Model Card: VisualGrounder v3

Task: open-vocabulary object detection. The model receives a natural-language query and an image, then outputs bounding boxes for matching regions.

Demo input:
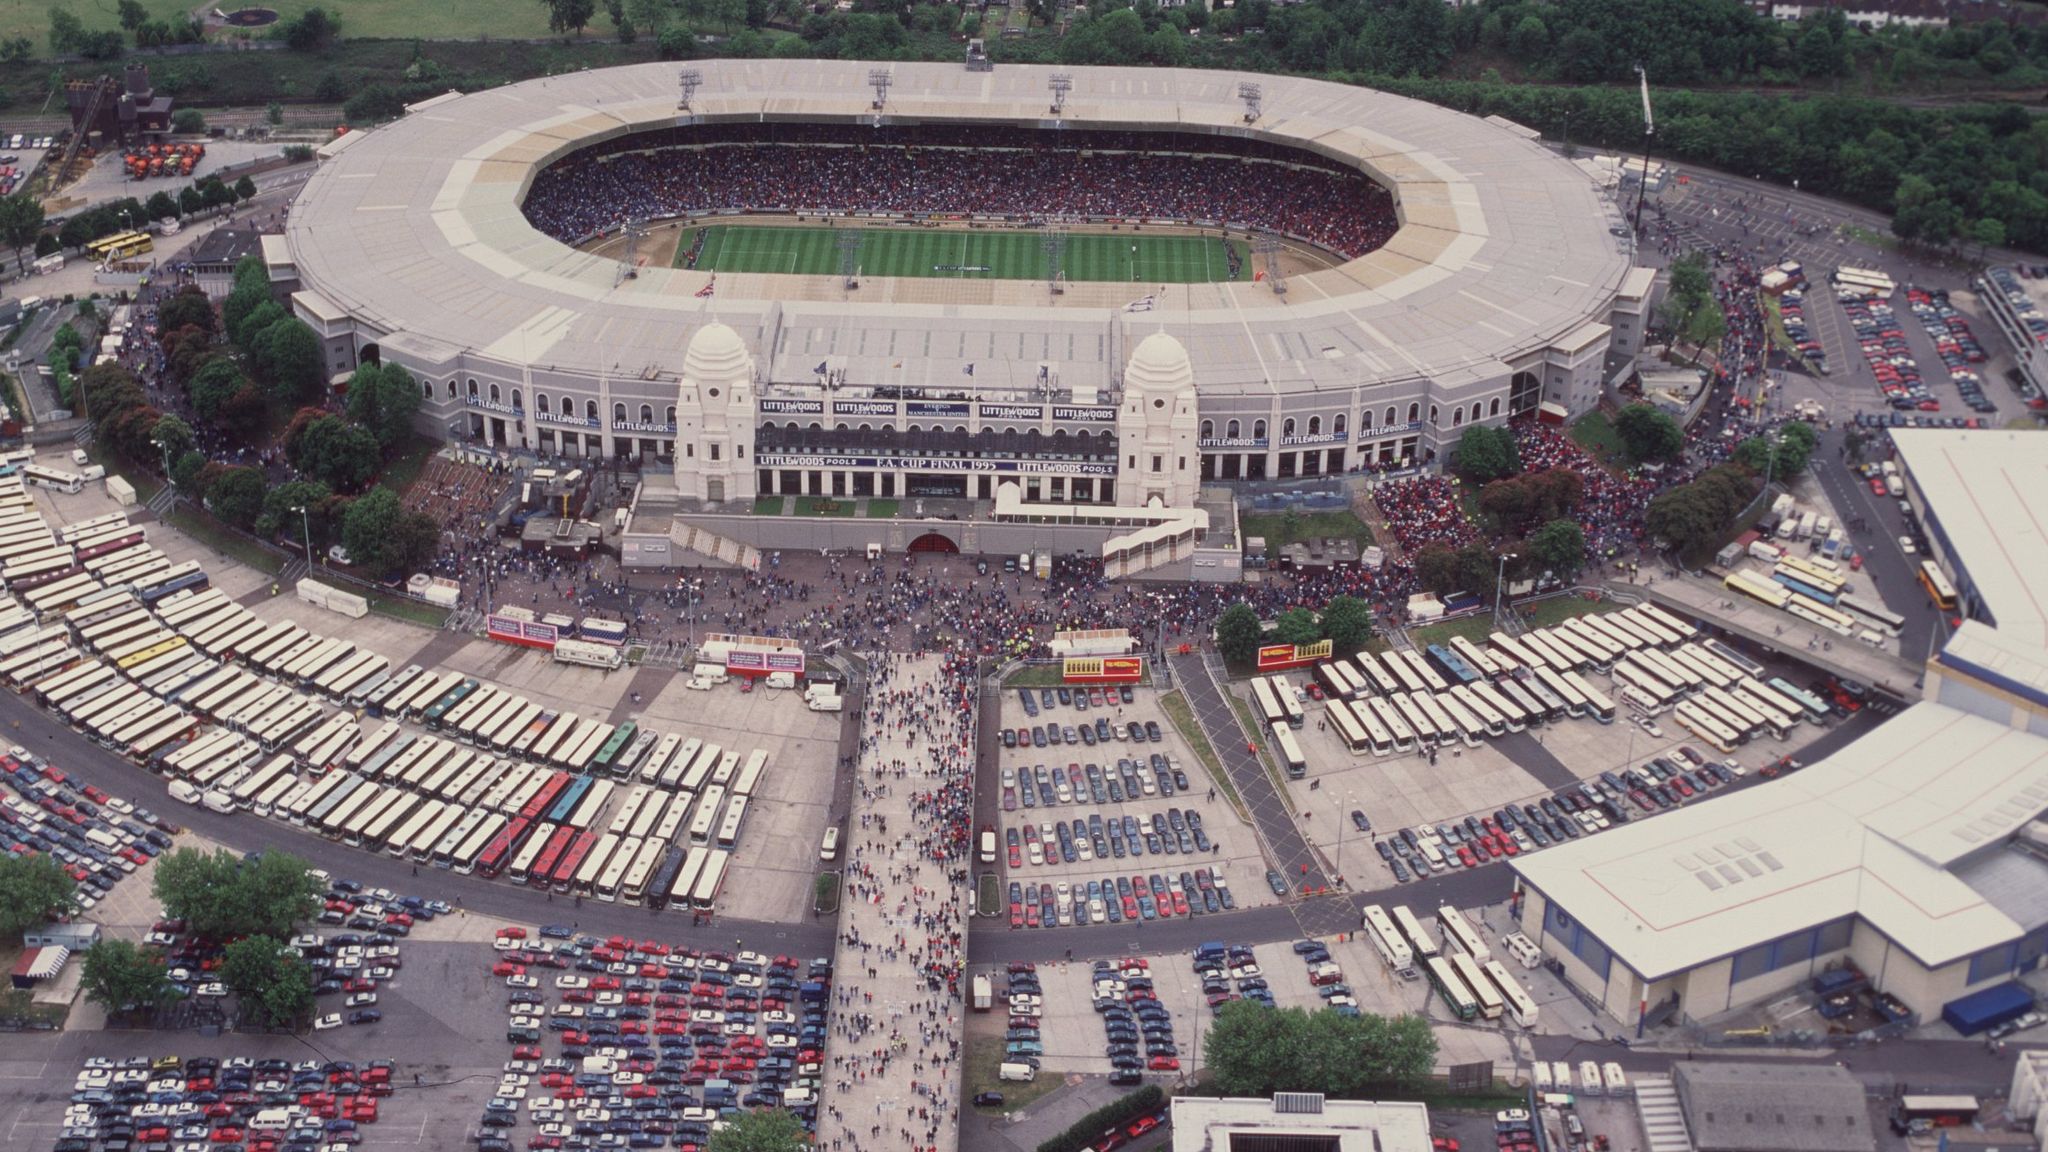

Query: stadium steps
[668,522,761,571]
[1631,1074,1693,1152]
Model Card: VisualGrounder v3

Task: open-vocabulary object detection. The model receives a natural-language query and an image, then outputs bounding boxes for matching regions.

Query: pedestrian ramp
[670,523,761,570]
[1633,1074,1694,1152]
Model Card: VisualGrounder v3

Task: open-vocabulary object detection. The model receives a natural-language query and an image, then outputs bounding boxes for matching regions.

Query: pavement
[815,654,965,1152]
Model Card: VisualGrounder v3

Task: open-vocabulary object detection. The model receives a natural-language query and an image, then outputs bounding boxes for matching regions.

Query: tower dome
[683,322,749,383]
[1125,331,1195,394]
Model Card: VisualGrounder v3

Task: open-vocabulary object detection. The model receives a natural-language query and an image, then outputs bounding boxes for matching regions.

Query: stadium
[278,60,1650,574]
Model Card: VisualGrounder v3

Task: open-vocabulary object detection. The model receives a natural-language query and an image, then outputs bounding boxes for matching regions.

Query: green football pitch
[674,225,1252,284]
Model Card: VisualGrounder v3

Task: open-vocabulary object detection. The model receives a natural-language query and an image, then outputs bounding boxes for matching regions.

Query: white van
[764,671,796,690]
[997,1062,1037,1082]
[978,828,997,864]
[167,779,201,805]
[806,695,843,713]
[819,827,839,862]
[690,663,729,684]
[1504,933,1542,970]
[251,1110,294,1131]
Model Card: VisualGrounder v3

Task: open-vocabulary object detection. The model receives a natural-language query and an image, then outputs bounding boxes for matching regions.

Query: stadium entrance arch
[1508,370,1541,416]
[908,532,960,555]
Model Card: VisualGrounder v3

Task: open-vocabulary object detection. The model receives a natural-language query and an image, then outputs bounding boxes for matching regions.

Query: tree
[251,317,325,402]
[153,848,320,941]
[1272,606,1321,647]
[342,488,406,576]
[232,300,286,350]
[48,7,84,55]
[289,414,381,491]
[233,175,257,203]
[283,6,340,51]
[391,510,444,575]
[542,0,599,35]
[1204,1001,1438,1097]
[705,1108,809,1152]
[345,362,422,450]
[171,449,205,491]
[1507,14,1547,61]
[170,108,205,135]
[151,413,195,463]
[266,101,285,126]
[207,467,267,529]
[187,358,249,421]
[1319,595,1375,656]
[0,194,45,270]
[1214,603,1262,666]
[1527,518,1586,579]
[157,287,216,337]
[219,935,289,998]
[80,939,176,1016]
[1450,424,1520,483]
[1613,403,1684,463]
[259,953,314,1026]
[0,853,75,940]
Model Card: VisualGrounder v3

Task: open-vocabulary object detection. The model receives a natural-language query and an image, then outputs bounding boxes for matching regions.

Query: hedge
[1035,1085,1165,1152]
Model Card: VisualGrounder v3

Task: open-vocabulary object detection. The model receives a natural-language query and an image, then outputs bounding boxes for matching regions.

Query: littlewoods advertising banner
[1255,640,1331,671]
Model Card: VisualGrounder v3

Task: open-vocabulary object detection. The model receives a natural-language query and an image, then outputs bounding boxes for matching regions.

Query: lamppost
[290,505,314,568]
[150,436,172,483]
[1491,552,1518,626]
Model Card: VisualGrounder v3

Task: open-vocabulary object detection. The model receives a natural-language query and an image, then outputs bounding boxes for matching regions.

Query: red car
[513,1044,543,1060]
[1146,1056,1180,1071]
[496,926,527,940]
[1127,1115,1161,1138]
[211,1128,245,1143]
[492,961,525,977]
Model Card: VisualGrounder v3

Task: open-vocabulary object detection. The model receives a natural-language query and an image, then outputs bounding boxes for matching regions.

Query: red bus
[550,829,600,894]
[520,772,570,822]
[526,824,577,889]
[77,531,145,561]
[476,815,533,879]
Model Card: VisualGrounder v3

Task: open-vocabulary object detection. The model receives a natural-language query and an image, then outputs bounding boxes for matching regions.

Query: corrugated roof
[1511,702,2048,978]
[1674,1062,1873,1152]
[1891,429,2048,648]
[286,60,1630,396]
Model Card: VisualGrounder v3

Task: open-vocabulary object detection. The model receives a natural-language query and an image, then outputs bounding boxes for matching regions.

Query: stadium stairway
[1631,1074,1694,1152]
[669,522,762,571]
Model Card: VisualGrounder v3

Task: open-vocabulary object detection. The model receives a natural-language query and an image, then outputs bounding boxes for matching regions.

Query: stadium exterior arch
[280,60,1647,574]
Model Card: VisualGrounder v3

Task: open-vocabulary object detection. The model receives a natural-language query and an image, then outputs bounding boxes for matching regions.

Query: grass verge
[1409,613,1497,650]
[752,496,786,516]
[362,593,451,629]
[1515,594,1620,629]
[977,873,1001,917]
[813,872,840,915]
[865,498,899,519]
[1239,508,1375,547]
[1569,409,1626,465]
[167,508,285,574]
[793,496,855,517]
[963,1027,1062,1115]
[1160,689,1240,814]
[375,435,438,496]
[1227,691,1290,798]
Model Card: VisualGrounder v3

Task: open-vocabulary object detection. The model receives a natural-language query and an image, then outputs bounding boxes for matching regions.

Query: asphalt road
[1807,426,1948,663]
[0,687,837,958]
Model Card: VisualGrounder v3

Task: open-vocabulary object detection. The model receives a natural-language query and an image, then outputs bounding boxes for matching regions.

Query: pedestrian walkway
[816,653,968,1152]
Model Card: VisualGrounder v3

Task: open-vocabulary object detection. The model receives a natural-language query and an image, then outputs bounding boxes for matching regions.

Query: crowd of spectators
[522,144,1399,261]
[1371,475,1479,559]
[1507,421,1657,563]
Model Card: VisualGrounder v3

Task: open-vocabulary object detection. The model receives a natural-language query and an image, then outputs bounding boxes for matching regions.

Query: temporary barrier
[298,578,370,619]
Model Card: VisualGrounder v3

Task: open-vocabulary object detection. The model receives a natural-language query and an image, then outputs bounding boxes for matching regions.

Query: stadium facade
[280,60,1647,566]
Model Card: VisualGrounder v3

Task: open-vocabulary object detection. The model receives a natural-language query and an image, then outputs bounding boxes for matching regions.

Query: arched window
[1307,416,1321,437]
[421,380,433,400]
[511,389,521,410]
[1383,406,1396,428]
[1334,414,1347,436]
[614,403,627,423]
[466,379,478,399]
[447,380,457,399]
[1489,397,1502,417]
[1429,404,1440,426]
[1452,406,1464,427]
[1201,420,1214,439]
[1226,419,1240,439]
[488,384,501,404]
[837,423,850,432]
[1282,419,1296,438]
[1407,402,1420,423]
[536,393,550,417]
[639,404,653,423]
[666,406,676,425]
[1253,419,1267,440]
[585,400,598,422]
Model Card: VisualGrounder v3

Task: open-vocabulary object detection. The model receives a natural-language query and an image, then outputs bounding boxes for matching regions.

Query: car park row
[61,1055,396,1152]
[1,746,174,914]
[1086,958,1182,1078]
[1904,286,1995,414]
[487,925,833,1151]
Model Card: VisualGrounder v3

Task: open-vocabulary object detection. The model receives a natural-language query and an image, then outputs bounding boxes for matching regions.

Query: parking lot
[1264,648,1848,892]
[993,685,1277,930]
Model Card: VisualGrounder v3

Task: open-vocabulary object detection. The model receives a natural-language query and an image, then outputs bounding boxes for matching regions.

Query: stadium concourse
[523,126,1399,263]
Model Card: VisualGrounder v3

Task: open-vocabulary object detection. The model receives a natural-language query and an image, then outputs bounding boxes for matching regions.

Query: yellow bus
[86,231,153,263]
